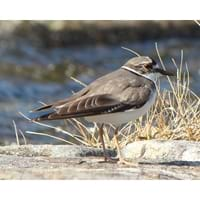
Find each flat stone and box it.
[0,140,200,179]
[121,140,200,165]
[0,144,116,158]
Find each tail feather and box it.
[33,104,53,112]
[28,109,55,121]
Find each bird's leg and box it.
[114,127,138,166]
[98,124,118,163]
[98,124,107,161]
[113,127,122,161]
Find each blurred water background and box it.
[0,20,199,145]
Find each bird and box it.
[30,56,174,165]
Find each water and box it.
[0,38,200,145]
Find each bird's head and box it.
[121,56,175,82]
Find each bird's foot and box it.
[117,158,138,167]
[98,156,119,163]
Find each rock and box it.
[0,141,200,179]
[0,144,116,158]
[121,140,200,165]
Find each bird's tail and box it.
[28,109,55,121]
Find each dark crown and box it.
[122,56,157,74]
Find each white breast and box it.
[85,89,157,126]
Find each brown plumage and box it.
[32,67,155,121]
[30,55,174,165]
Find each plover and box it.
[30,56,174,164]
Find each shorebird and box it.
[30,56,174,165]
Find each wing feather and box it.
[30,70,154,121]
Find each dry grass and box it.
[128,45,200,144]
[19,46,200,149]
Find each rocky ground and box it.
[0,140,200,180]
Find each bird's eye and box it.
[139,65,150,74]
[144,63,153,70]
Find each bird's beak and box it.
[153,68,175,76]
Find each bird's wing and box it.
[33,87,90,112]
[31,87,152,121]
[33,69,142,113]
[32,94,124,121]
[30,69,154,121]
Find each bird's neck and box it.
[121,65,158,83]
